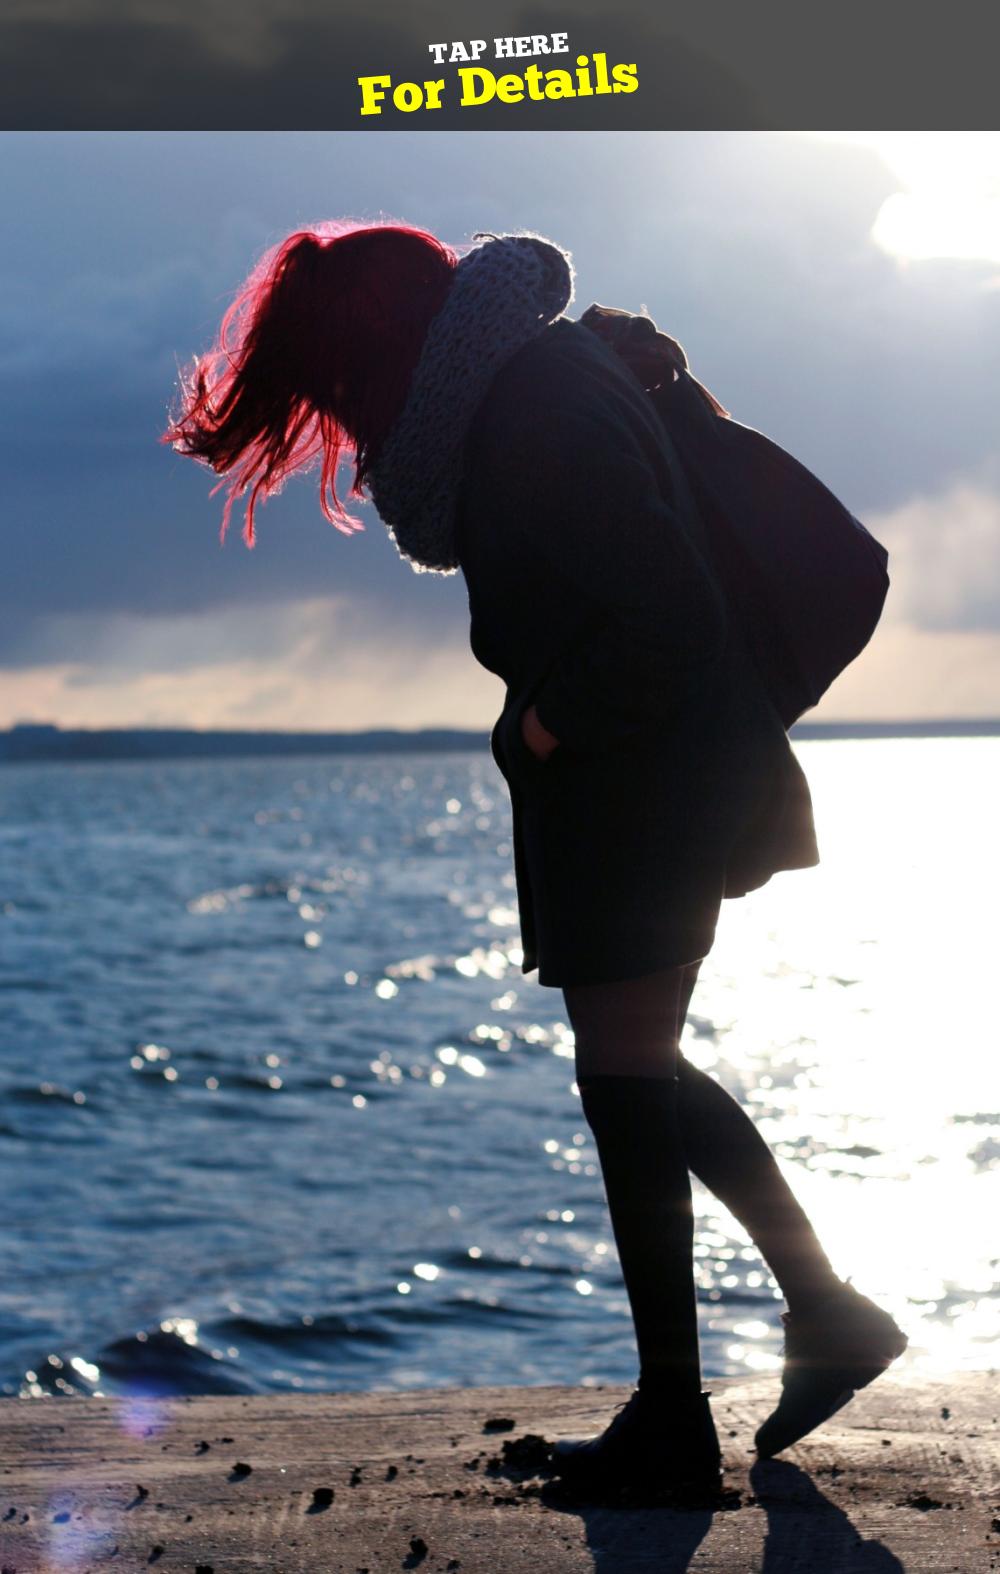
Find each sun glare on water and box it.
[706,737,1000,1375]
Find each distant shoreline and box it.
[3,718,1000,765]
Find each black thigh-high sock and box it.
[577,1072,704,1402]
[675,1053,840,1313]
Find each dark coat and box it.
[455,317,819,988]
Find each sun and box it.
[804,132,1000,264]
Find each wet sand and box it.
[1,1371,996,1571]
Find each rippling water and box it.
[1,741,997,1403]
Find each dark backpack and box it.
[579,303,890,729]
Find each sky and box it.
[3,129,1000,731]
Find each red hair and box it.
[163,220,459,546]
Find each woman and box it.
[164,222,908,1502]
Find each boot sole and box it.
[549,1462,726,1509]
[551,1439,723,1504]
[755,1330,909,1458]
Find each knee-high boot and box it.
[550,1072,721,1494]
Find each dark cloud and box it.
[3,130,1000,679]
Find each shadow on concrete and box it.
[479,1434,905,1572]
[482,1432,721,1571]
[542,1488,717,1572]
[751,1460,905,1573]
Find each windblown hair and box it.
[162,221,458,546]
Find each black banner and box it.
[2,0,998,130]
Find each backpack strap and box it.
[578,301,730,419]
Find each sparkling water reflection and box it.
[0,741,996,1400]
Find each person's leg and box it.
[673,960,841,1312]
[565,965,703,1400]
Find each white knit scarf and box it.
[367,230,576,574]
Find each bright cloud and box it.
[869,477,1000,633]
[1,596,505,731]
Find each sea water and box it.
[1,740,997,1400]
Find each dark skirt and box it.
[496,722,744,989]
[491,659,818,990]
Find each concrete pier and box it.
[1,1370,997,1571]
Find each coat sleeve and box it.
[479,370,729,754]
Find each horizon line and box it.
[5,718,1000,737]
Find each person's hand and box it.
[521,703,561,761]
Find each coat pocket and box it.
[495,690,564,793]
